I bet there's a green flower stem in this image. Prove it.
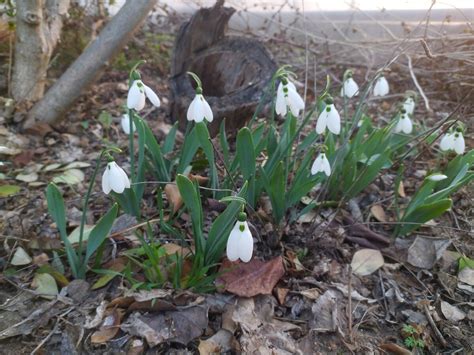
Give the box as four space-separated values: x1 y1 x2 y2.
77 149 107 277
128 108 136 184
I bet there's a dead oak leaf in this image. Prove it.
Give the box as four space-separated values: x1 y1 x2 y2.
217 257 285 297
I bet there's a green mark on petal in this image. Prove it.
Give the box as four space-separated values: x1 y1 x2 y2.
239 224 245 232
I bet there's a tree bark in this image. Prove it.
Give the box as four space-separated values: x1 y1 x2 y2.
12 0 71 103
23 0 157 130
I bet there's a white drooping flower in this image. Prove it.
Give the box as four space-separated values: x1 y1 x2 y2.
102 161 130 194
341 76 359 98
121 114 136 134
427 173 448 182
187 94 213 123
394 110 413 134
402 97 415 115
226 216 253 263
373 76 389 97
311 153 331 176
275 80 305 117
127 80 161 111
440 131 465 155
316 101 341 135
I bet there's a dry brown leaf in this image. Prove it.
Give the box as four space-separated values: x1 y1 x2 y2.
370 204 387 222
379 342 412 355
164 183 182 213
198 329 234 354
217 257 285 297
91 309 124 344
161 243 193 257
440 301 466 322
351 249 384 276
398 181 406 197
300 288 320 300
274 287 289 305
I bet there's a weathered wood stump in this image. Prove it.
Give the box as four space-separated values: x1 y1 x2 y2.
170 0 277 135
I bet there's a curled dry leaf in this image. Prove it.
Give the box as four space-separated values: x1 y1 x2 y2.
91 309 124 344
351 249 384 276
440 301 466 322
217 257 285 297
11 247 32 266
370 204 387 222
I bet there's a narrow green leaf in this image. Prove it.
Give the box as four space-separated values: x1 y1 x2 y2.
85 204 118 262
177 126 200 173
162 122 178 154
399 198 452 236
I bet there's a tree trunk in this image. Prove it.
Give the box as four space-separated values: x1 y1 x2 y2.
12 0 70 103
23 0 157 130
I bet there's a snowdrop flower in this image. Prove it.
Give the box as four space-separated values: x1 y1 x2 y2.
226 213 253 263
427 173 448 182
402 97 415 115
340 72 359 98
127 80 161 111
102 161 130 194
121 114 136 134
275 79 305 117
394 110 413 134
187 90 213 123
316 98 341 135
373 76 389 97
440 130 465 155
311 152 331 177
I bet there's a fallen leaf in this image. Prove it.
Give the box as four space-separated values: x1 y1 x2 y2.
0 185 21 197
310 289 345 332
33 253 49 266
351 249 384 276
398 180 406 197
32 273 58 299
286 250 305 272
274 287 289 305
407 237 451 269
231 296 300 353
164 183 182 213
91 258 127 290
125 289 173 302
162 243 193 257
15 172 38 183
121 306 208 347
217 257 285 297
379 343 412 355
300 288 320 300
12 150 34 167
91 309 124 344
68 225 94 244
370 204 387 222
440 301 466 322
198 329 234 354
11 247 32 266
0 145 21 155
43 163 62 172
458 267 474 286
52 168 85 185
61 161 91 170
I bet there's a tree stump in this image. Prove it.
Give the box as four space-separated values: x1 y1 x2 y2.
170 1 277 136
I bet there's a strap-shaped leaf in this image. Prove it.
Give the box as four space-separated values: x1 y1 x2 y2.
46 183 79 277
399 198 452 236
85 204 118 262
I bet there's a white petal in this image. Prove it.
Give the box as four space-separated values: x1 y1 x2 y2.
287 87 305 116
326 105 341 135
109 162 127 194
121 114 135 135
321 155 331 176
316 110 328 134
403 98 415 114
102 165 111 194
402 117 413 134
187 95 203 122
440 134 454 151
226 225 241 261
394 119 404 133
117 165 131 189
275 83 287 117
201 96 213 122
311 155 322 175
373 77 389 96
342 78 359 98
127 81 143 110
453 135 465 155
428 174 447 182
238 222 253 262
144 85 161 107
